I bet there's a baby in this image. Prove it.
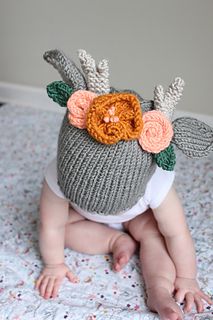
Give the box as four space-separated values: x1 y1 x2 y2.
36 49 213 320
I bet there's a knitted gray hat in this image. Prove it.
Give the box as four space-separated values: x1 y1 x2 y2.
44 49 213 215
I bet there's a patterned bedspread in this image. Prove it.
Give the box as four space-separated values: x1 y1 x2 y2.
0 104 212 320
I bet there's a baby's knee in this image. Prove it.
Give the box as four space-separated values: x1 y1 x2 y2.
125 210 161 242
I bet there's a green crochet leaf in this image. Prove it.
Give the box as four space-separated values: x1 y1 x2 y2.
154 145 176 171
46 81 74 107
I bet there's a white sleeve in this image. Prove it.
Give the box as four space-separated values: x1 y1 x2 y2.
144 167 175 210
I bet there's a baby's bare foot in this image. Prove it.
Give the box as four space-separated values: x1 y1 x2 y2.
147 287 184 320
111 233 137 272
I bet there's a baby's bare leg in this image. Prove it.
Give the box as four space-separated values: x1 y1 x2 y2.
65 207 136 271
37 182 136 298
125 210 183 320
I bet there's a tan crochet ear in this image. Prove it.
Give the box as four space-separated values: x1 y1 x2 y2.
172 117 213 158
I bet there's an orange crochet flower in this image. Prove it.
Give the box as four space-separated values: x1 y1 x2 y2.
86 93 143 144
138 110 173 153
67 90 97 129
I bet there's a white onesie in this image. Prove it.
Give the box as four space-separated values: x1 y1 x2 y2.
45 158 175 230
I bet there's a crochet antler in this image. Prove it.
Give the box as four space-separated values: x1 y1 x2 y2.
154 77 185 120
78 49 110 94
43 49 87 91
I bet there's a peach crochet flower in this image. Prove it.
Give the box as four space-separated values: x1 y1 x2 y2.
67 90 97 129
138 110 173 153
86 93 143 144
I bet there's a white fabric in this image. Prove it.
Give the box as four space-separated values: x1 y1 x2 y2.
45 158 175 224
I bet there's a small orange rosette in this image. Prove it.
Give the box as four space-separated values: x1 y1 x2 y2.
86 93 143 144
138 110 173 153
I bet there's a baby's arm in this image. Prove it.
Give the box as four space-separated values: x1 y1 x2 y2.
35 180 78 299
153 186 212 312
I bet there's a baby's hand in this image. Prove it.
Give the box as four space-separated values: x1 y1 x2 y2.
174 277 212 314
35 263 79 299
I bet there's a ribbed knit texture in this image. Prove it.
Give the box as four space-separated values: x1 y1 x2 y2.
43 49 213 216
57 111 156 215
172 117 213 158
